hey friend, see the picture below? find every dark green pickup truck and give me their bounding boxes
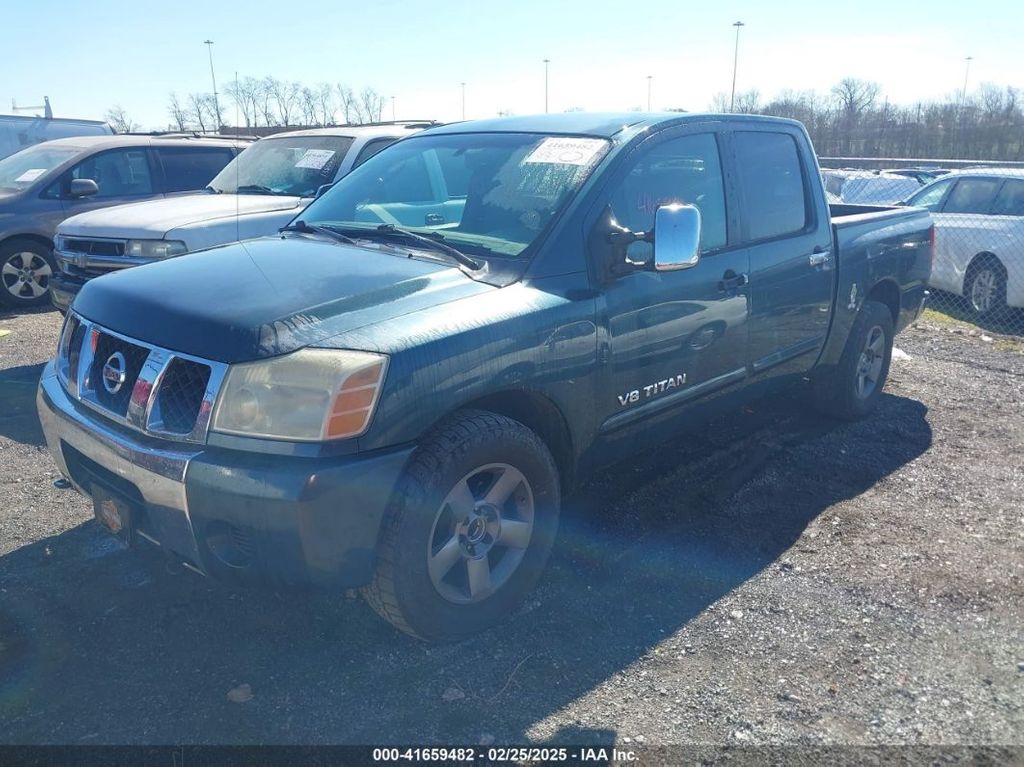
[38,113,932,640]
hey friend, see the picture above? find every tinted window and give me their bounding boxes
[158,147,234,192]
[71,148,153,197]
[991,179,1024,216]
[373,152,434,203]
[943,178,1002,214]
[734,131,808,241]
[609,132,727,254]
[353,138,396,167]
[435,147,473,197]
[907,177,954,211]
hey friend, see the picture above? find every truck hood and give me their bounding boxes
[72,236,494,363]
[58,194,305,239]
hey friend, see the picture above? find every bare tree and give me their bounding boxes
[269,78,301,126]
[831,78,880,120]
[359,87,385,123]
[259,77,278,127]
[168,93,190,131]
[225,77,261,128]
[316,83,335,126]
[299,87,319,126]
[187,93,209,133]
[336,84,358,124]
[104,105,138,133]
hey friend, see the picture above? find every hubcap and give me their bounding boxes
[2,251,52,299]
[855,325,886,400]
[427,463,535,604]
[970,269,998,313]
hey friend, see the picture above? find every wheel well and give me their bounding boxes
[866,279,900,326]
[460,390,575,493]
[966,251,1006,281]
[1,234,54,255]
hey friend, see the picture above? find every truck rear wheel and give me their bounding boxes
[812,299,894,421]
[362,410,560,641]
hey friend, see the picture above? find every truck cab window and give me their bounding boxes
[608,132,727,256]
[734,131,808,241]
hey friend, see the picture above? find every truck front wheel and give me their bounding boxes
[363,410,561,641]
[812,299,894,421]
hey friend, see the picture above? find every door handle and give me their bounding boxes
[808,249,832,267]
[718,271,749,292]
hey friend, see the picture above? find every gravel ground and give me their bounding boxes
[0,306,1021,749]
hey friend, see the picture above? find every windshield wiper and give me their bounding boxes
[204,185,222,194]
[365,224,482,270]
[236,184,277,195]
[279,220,358,246]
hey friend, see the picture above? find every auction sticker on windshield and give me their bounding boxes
[524,137,605,166]
[295,149,336,170]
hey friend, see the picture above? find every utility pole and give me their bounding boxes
[461,82,466,120]
[391,95,396,121]
[543,58,550,113]
[647,75,653,111]
[729,21,745,112]
[961,56,973,104]
[203,40,220,130]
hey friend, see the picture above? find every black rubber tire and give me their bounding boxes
[0,238,56,308]
[964,255,1008,317]
[362,410,560,641]
[812,299,894,421]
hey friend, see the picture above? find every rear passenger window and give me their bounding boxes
[609,133,727,254]
[158,148,234,192]
[734,132,808,241]
[991,179,1024,216]
[944,178,1002,214]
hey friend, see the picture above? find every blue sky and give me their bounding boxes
[3,0,1022,129]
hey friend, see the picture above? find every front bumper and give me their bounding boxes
[37,362,414,588]
[50,271,85,313]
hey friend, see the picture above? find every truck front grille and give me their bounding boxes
[62,238,126,257]
[56,313,227,444]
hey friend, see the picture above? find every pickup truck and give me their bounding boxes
[38,113,933,641]
[49,122,432,313]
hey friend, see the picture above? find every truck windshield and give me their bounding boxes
[208,135,354,197]
[0,144,80,191]
[301,132,610,258]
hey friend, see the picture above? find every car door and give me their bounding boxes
[593,128,750,450]
[733,128,834,382]
[57,146,161,218]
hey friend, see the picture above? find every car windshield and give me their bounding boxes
[0,144,79,190]
[208,135,354,197]
[300,132,610,258]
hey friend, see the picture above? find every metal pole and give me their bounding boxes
[647,75,653,111]
[461,82,466,120]
[961,56,973,103]
[543,59,550,113]
[203,40,220,130]
[391,96,396,121]
[729,21,744,112]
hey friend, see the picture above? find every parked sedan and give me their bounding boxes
[0,135,245,307]
[904,168,1024,315]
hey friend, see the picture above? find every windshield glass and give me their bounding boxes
[301,132,610,258]
[208,135,354,196]
[0,144,79,191]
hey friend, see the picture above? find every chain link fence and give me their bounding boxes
[821,164,1024,337]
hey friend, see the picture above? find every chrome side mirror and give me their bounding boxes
[653,203,701,271]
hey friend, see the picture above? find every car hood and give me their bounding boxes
[72,236,494,363]
[58,194,306,239]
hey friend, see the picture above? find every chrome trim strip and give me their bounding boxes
[749,336,823,374]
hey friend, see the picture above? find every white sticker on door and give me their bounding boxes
[523,138,606,166]
[294,149,336,170]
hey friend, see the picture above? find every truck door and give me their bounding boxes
[731,129,834,381]
[592,129,750,451]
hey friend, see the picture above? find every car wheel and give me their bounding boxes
[964,256,1007,316]
[812,300,894,421]
[363,409,560,641]
[0,239,56,308]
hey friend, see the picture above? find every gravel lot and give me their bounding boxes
[0,306,1021,749]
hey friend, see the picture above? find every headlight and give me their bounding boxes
[125,239,188,259]
[211,349,388,441]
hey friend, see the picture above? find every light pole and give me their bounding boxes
[961,56,973,103]
[460,82,466,120]
[729,21,745,112]
[391,95,396,121]
[203,40,220,130]
[543,59,550,113]
[647,75,653,111]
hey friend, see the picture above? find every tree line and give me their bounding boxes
[712,78,1024,161]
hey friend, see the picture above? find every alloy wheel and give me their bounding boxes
[855,325,886,399]
[1,251,52,300]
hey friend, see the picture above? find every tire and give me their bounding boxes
[964,255,1007,317]
[812,300,894,421]
[363,410,560,641]
[0,239,56,308]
